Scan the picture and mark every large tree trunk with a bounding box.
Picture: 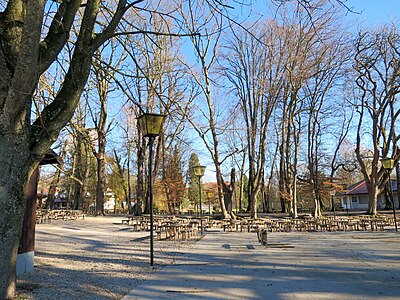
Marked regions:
[114,150,131,214]
[95,155,106,215]
[95,130,106,215]
[247,153,255,213]
[0,137,38,299]
[238,155,246,212]
[0,18,95,298]
[396,163,400,210]
[279,103,289,213]
[279,148,288,213]
[215,164,229,219]
[223,168,235,212]
[366,180,379,215]
[74,159,90,210]
[73,131,89,210]
[250,189,260,219]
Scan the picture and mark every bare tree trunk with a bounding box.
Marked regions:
[291,131,299,218]
[95,130,106,215]
[114,150,131,214]
[0,155,32,299]
[214,163,229,218]
[279,97,290,213]
[238,164,245,212]
[266,143,278,213]
[366,180,379,215]
[223,168,236,212]
[397,163,400,210]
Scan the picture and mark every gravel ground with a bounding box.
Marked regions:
[16,215,196,300]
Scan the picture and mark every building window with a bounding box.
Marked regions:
[352,197,357,203]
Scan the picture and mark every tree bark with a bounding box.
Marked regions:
[397,163,400,210]
[223,168,236,212]
[0,142,34,299]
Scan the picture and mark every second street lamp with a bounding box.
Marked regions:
[193,165,206,236]
[137,112,165,266]
[330,190,336,219]
[381,157,398,232]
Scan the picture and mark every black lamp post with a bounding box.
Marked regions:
[137,112,165,266]
[193,165,206,236]
[381,157,398,232]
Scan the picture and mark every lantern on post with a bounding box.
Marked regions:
[137,112,165,266]
[381,157,395,170]
[193,165,206,236]
[381,157,397,232]
[137,112,165,138]
[330,190,336,219]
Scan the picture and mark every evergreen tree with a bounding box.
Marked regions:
[163,146,186,214]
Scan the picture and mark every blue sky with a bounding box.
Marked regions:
[345,0,400,25]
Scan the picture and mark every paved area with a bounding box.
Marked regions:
[122,229,400,300]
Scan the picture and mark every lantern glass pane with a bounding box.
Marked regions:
[193,165,206,177]
[137,113,165,137]
[381,158,394,169]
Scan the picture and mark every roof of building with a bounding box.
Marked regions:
[39,149,62,165]
[344,179,398,195]
[344,180,368,195]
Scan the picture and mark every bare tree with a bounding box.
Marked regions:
[354,24,400,215]
[84,41,125,215]
[177,1,233,219]
[223,20,288,218]
[117,6,193,215]
[114,108,138,214]
[272,0,349,218]
[328,102,355,210]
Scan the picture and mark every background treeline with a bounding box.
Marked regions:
[37,1,400,219]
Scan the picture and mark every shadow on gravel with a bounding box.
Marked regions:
[130,235,150,242]
[265,243,295,248]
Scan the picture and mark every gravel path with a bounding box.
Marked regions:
[16,215,196,299]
